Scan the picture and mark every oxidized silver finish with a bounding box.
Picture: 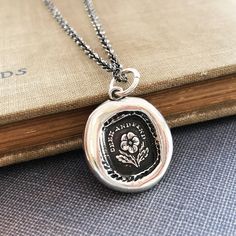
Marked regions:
[84,97,173,192]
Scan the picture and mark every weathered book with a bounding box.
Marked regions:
[0,0,236,167]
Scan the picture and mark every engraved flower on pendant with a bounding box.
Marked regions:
[120,132,140,153]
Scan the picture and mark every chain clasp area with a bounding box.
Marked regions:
[109,68,140,100]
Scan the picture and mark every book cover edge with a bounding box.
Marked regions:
[1,103,235,167]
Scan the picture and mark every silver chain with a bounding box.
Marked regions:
[43,0,127,82]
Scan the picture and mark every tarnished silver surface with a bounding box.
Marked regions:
[84,97,173,192]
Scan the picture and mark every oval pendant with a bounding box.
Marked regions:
[84,97,173,192]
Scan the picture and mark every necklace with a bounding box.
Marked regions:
[43,0,173,192]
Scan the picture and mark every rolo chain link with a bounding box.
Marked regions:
[43,0,127,82]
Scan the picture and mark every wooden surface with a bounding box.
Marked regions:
[0,74,235,156]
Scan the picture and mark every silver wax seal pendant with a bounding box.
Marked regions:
[43,1,173,192]
[84,68,173,192]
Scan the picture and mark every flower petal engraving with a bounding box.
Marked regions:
[120,141,129,151]
[120,132,140,153]
[128,146,134,153]
[128,145,138,153]
[132,136,140,146]
[121,133,128,141]
[127,132,135,140]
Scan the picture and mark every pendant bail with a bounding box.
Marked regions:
[109,68,140,100]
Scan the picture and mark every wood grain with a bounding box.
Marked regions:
[0,75,235,156]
